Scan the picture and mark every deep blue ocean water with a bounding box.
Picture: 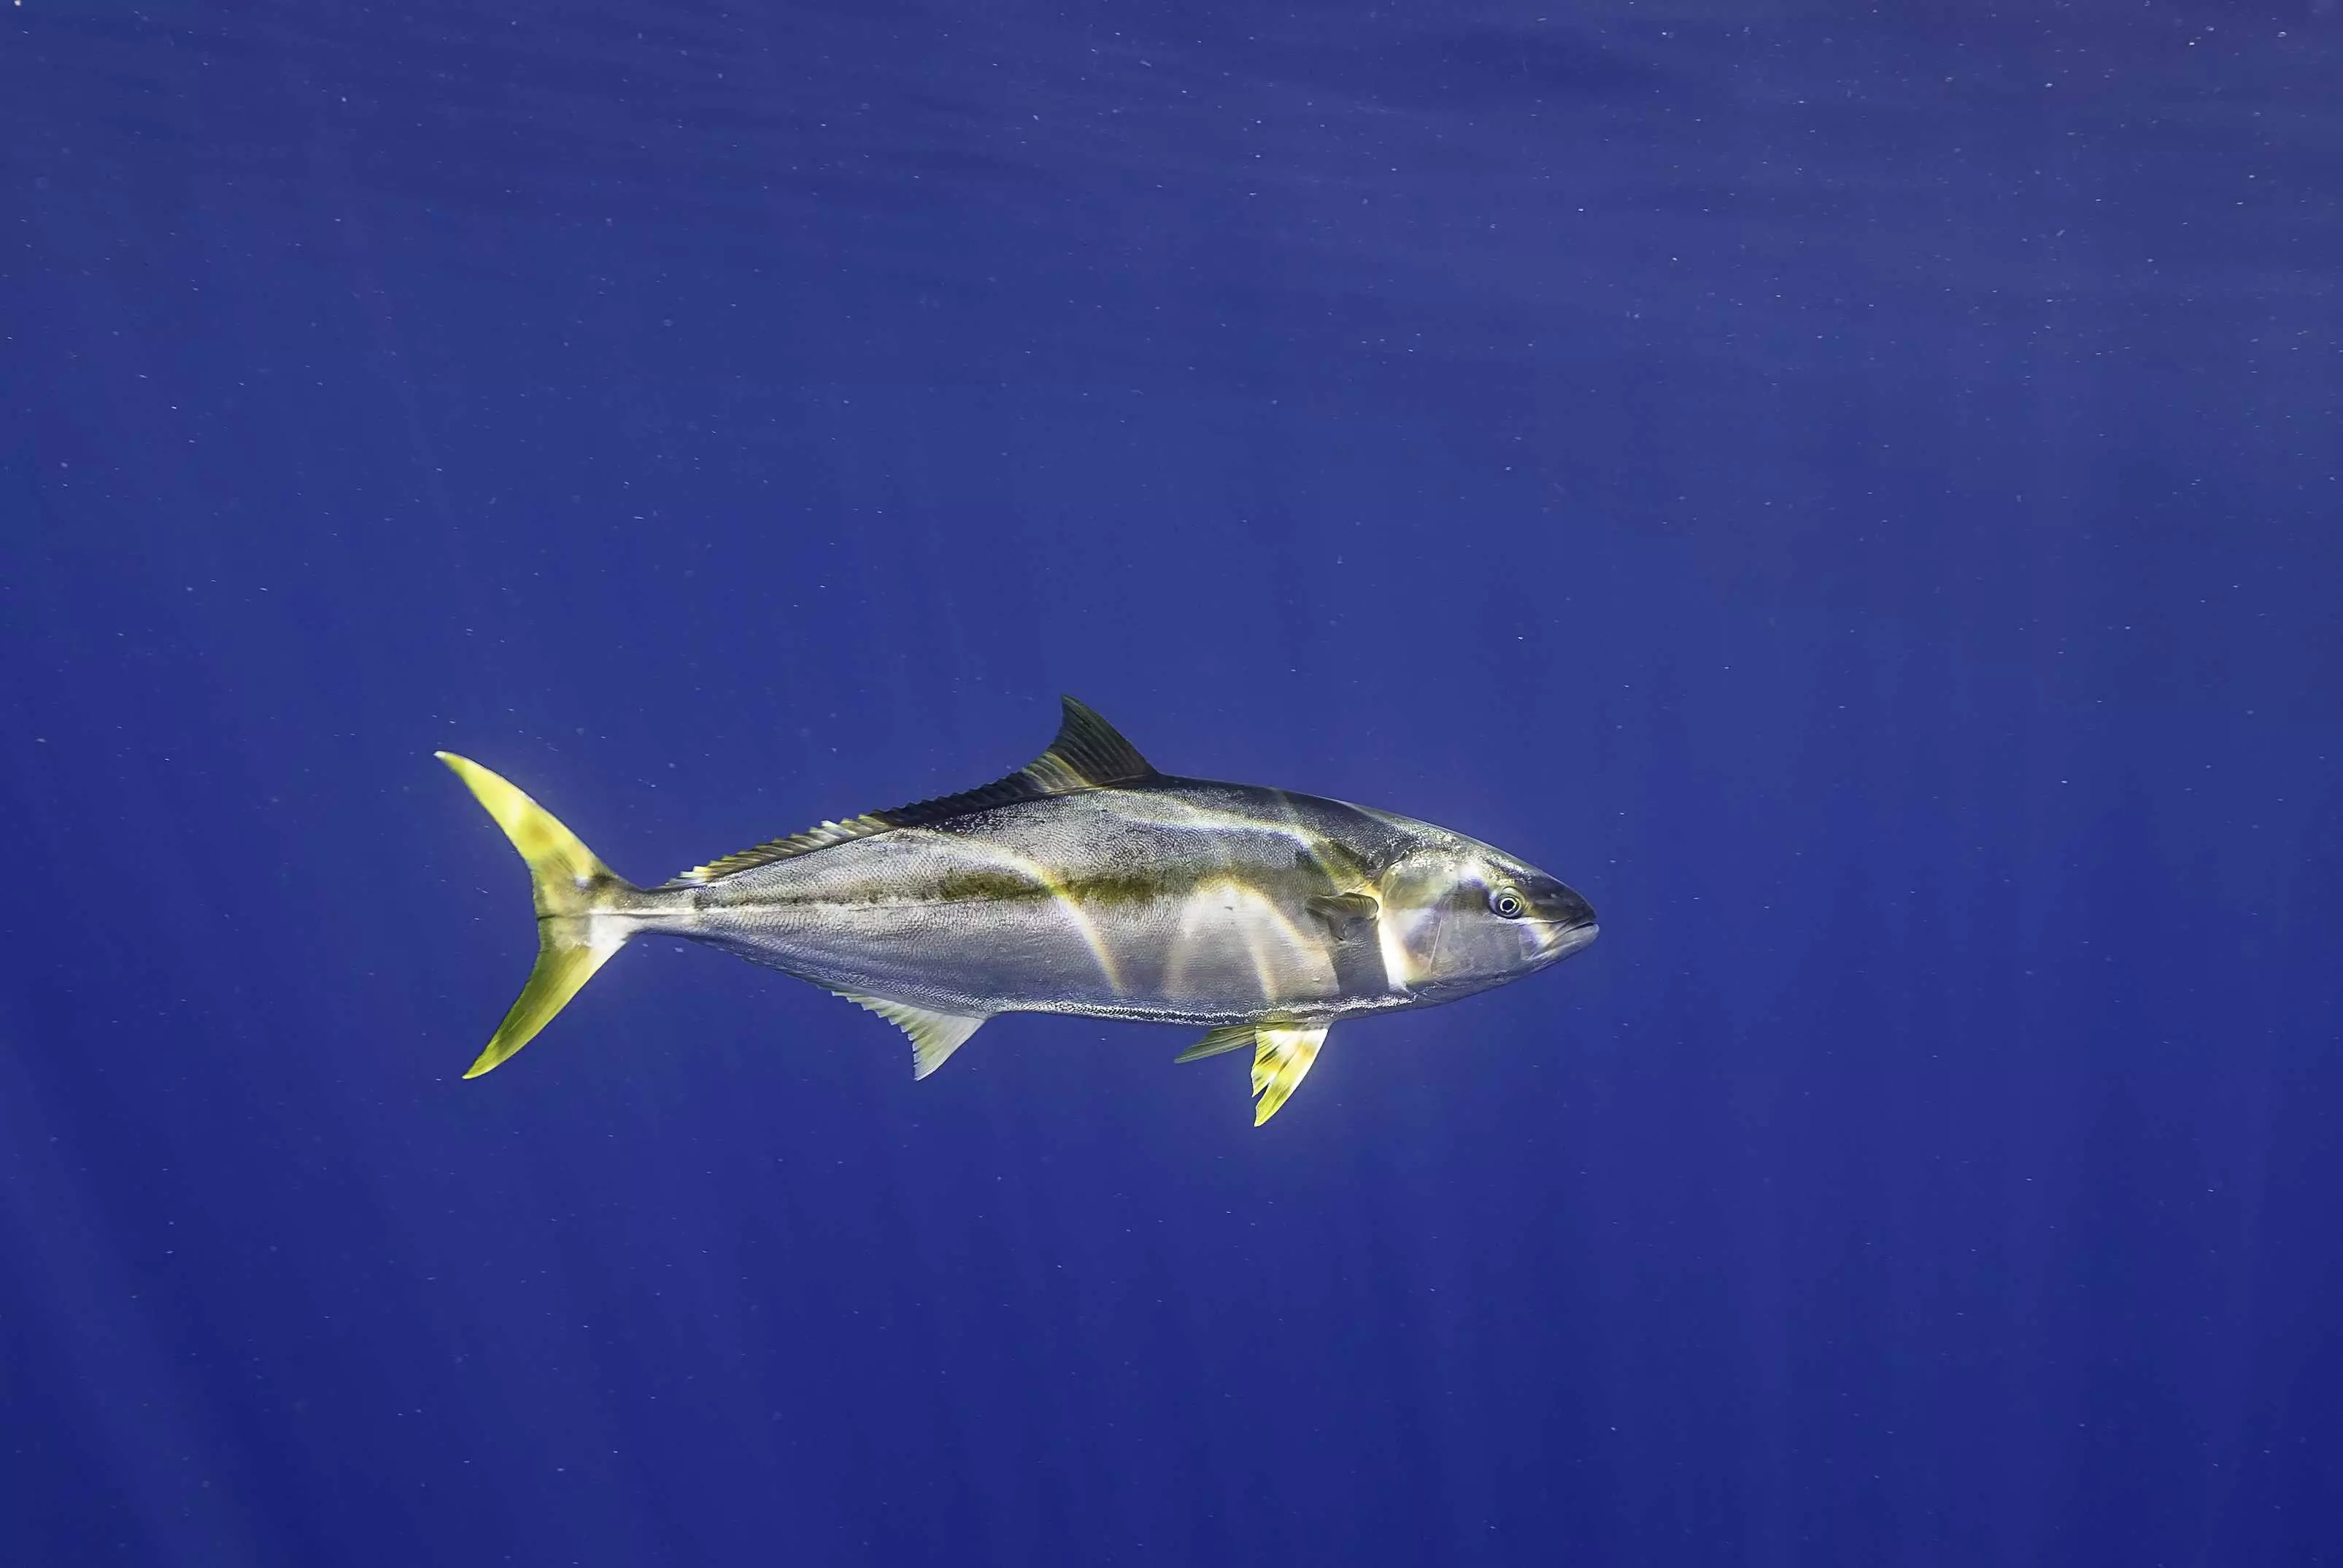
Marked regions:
[6,4,2340,1564]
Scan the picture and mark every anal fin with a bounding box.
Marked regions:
[1174,1024,1255,1064]
[1251,1023,1329,1126]
[841,994,989,1078]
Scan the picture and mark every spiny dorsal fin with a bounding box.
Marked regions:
[668,696,1158,886]
[841,993,989,1078]
[1174,1024,1255,1064]
[1251,1022,1329,1126]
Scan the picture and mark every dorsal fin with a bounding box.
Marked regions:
[668,696,1158,885]
[1019,695,1157,792]
[674,814,897,882]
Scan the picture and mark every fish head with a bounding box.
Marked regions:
[1373,832,1599,998]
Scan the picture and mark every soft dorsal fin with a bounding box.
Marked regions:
[841,695,1157,835]
[668,696,1158,886]
[841,993,990,1078]
[1019,695,1157,792]
[675,814,897,881]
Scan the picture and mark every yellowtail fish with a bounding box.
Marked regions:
[439,698,1598,1124]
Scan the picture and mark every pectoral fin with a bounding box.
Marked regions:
[1174,1024,1254,1063]
[1306,892,1379,933]
[1251,1023,1329,1126]
[841,994,989,1078]
[1307,891,1387,995]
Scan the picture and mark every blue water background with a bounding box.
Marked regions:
[6,3,2340,1563]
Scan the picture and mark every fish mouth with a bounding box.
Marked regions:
[1531,917,1600,958]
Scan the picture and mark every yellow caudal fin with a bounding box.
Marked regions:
[437,752,638,1078]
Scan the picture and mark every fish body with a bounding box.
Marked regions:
[439,698,1597,1123]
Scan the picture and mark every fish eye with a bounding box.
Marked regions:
[1490,889,1525,919]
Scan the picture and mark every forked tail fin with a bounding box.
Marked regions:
[436,752,638,1078]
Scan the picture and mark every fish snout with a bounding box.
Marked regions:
[1526,880,1599,958]
[1541,884,1596,930]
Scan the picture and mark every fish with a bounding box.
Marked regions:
[437,697,1598,1124]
